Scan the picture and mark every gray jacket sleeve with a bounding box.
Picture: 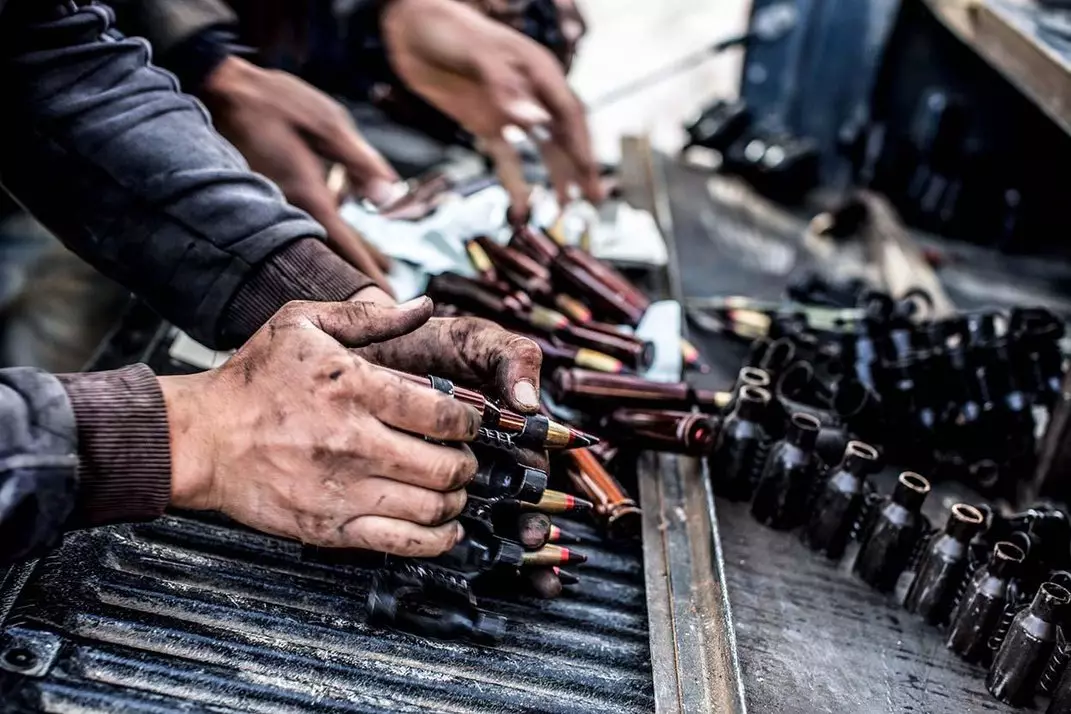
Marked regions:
[0,368,78,563]
[0,1,373,350]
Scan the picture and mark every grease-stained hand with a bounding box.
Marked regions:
[160,297,482,556]
[381,0,601,208]
[349,286,545,414]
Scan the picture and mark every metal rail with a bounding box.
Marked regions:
[619,137,748,714]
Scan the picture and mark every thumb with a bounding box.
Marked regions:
[304,297,434,347]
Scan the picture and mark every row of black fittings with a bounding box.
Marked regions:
[740,296,1066,497]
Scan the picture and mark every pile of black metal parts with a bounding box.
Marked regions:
[710,362,1071,710]
[710,280,1066,500]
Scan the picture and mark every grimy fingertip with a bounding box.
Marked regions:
[512,379,539,411]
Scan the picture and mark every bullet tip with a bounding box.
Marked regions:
[572,496,595,513]
[555,568,581,586]
[574,432,600,448]
[549,526,582,545]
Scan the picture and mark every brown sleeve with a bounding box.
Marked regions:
[220,238,377,345]
[56,364,172,528]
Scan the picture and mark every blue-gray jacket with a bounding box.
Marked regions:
[0,0,373,563]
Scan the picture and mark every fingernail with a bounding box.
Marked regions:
[507,99,552,126]
[501,124,527,145]
[365,179,410,208]
[398,296,430,311]
[513,379,539,410]
[454,522,466,544]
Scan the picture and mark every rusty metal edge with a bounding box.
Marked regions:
[623,137,747,714]
[639,454,748,714]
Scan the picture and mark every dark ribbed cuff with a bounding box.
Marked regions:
[221,238,376,344]
[56,365,172,528]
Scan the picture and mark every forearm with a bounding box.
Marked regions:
[0,2,373,348]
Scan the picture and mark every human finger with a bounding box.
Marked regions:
[340,516,465,556]
[527,567,563,598]
[358,424,479,491]
[358,477,468,525]
[479,134,532,219]
[363,366,482,441]
[527,57,602,203]
[290,297,432,347]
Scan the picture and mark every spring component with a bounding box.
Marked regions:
[748,433,774,491]
[1038,635,1071,696]
[989,600,1026,654]
[476,427,516,450]
[948,554,984,616]
[397,562,474,602]
[849,490,883,543]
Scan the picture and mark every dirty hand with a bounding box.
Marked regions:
[160,297,480,556]
[350,286,544,414]
[201,56,397,291]
[381,0,601,209]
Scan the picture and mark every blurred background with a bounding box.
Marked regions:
[572,0,749,160]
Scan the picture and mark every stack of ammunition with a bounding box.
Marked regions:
[366,227,731,642]
[367,369,595,642]
[429,227,708,375]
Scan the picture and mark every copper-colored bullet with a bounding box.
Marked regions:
[509,224,562,264]
[474,236,554,298]
[554,294,594,324]
[605,408,719,455]
[565,449,642,539]
[529,335,626,374]
[553,323,654,372]
[426,273,517,322]
[547,525,582,545]
[560,245,651,312]
[551,253,646,326]
[465,239,498,283]
[550,368,725,412]
[383,368,595,450]
[526,304,572,332]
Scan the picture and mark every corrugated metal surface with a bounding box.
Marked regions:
[1,510,652,713]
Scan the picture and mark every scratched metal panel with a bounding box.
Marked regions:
[0,510,652,713]
[715,498,1019,714]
